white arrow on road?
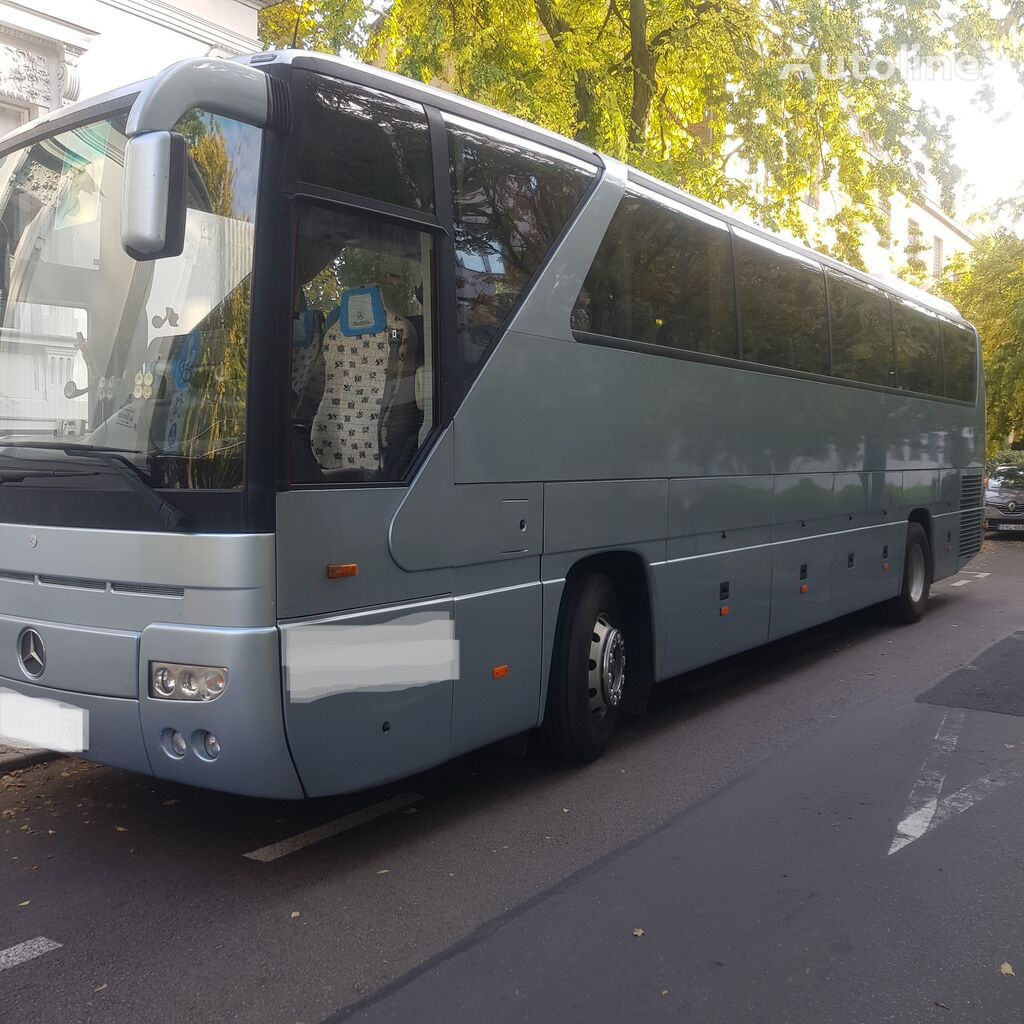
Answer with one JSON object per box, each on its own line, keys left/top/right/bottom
{"left": 889, "top": 709, "right": 1023, "bottom": 855}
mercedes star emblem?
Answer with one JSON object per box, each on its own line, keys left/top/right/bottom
{"left": 18, "top": 628, "right": 45, "bottom": 679}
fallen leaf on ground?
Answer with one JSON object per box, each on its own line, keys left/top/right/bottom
{"left": 290, "top": 911, "right": 300, "bottom": 919}
{"left": 1000, "top": 962, "right": 1015, "bottom": 977}
{"left": 94, "top": 983, "right": 107, "bottom": 993}
{"left": 376, "top": 869, "right": 390, "bottom": 875}
{"left": 114, "top": 826, "right": 128, "bottom": 833}
{"left": 18, "top": 900, "right": 29, "bottom": 906}
{"left": 632, "top": 927, "right": 644, "bottom": 938}
{"left": 933, "top": 1001, "right": 950, "bottom": 1011}
{"left": 162, "top": 799, "right": 180, "bottom": 806}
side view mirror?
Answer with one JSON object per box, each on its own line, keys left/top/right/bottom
{"left": 121, "top": 131, "right": 187, "bottom": 261}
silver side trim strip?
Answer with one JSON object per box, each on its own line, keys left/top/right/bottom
{"left": 652, "top": 518, "right": 910, "bottom": 568}
{"left": 454, "top": 581, "right": 539, "bottom": 602}
{"left": 282, "top": 596, "right": 453, "bottom": 626}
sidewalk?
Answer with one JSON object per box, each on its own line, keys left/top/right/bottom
{"left": 0, "top": 744, "right": 54, "bottom": 772}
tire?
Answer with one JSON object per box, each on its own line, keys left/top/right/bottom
{"left": 542, "top": 573, "right": 626, "bottom": 762}
{"left": 885, "top": 522, "right": 932, "bottom": 624}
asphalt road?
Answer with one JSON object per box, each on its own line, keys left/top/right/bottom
{"left": 2, "top": 538, "right": 1023, "bottom": 1024}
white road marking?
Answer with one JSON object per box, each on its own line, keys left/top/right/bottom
{"left": 929, "top": 765, "right": 1024, "bottom": 832}
{"left": 888, "top": 710, "right": 964, "bottom": 855}
{"left": 950, "top": 580, "right": 971, "bottom": 588}
{"left": 0, "top": 937, "right": 61, "bottom": 972}
{"left": 968, "top": 572, "right": 992, "bottom": 579}
{"left": 244, "top": 793, "right": 424, "bottom": 863}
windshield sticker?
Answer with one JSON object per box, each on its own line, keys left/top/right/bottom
{"left": 172, "top": 330, "right": 201, "bottom": 390}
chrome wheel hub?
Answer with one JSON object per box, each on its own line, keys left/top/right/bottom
{"left": 909, "top": 544, "right": 926, "bottom": 603}
{"left": 588, "top": 613, "right": 625, "bottom": 721}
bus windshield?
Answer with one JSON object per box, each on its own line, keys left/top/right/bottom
{"left": 0, "top": 107, "right": 261, "bottom": 489}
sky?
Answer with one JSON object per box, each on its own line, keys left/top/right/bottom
{"left": 908, "top": 54, "right": 1024, "bottom": 227}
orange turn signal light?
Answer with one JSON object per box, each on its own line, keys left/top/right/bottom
{"left": 882, "top": 561, "right": 890, "bottom": 572}
{"left": 719, "top": 606, "right": 730, "bottom": 617}
{"left": 326, "top": 563, "right": 358, "bottom": 579}
{"left": 799, "top": 583, "right": 810, "bottom": 594}
{"left": 492, "top": 664, "right": 509, "bottom": 680}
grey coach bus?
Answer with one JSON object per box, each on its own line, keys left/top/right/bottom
{"left": 0, "top": 53, "right": 983, "bottom": 798}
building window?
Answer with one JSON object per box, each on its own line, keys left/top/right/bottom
{"left": 0, "top": 101, "right": 27, "bottom": 139}
{"left": 932, "top": 236, "right": 944, "bottom": 278}
{"left": 907, "top": 218, "right": 922, "bottom": 251}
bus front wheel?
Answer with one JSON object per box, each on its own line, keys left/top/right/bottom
{"left": 543, "top": 573, "right": 625, "bottom": 762}
{"left": 885, "top": 522, "right": 932, "bottom": 624}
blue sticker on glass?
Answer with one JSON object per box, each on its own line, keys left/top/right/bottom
{"left": 173, "top": 330, "right": 201, "bottom": 390}
{"left": 338, "top": 286, "right": 385, "bottom": 337}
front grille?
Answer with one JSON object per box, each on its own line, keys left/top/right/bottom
{"left": 0, "top": 569, "right": 34, "bottom": 584}
{"left": 960, "top": 472, "right": 983, "bottom": 557}
{"left": 990, "top": 501, "right": 1024, "bottom": 516}
{"left": 38, "top": 574, "right": 106, "bottom": 591}
{"left": 0, "top": 571, "right": 184, "bottom": 598}
{"left": 111, "top": 581, "right": 185, "bottom": 598}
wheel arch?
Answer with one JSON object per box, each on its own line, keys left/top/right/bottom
{"left": 545, "top": 549, "right": 656, "bottom": 719}
{"left": 907, "top": 507, "right": 934, "bottom": 574}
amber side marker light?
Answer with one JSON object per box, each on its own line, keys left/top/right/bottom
{"left": 492, "top": 665, "right": 509, "bottom": 680}
{"left": 883, "top": 561, "right": 891, "bottom": 572}
{"left": 799, "top": 583, "right": 810, "bottom": 594}
{"left": 719, "top": 606, "right": 730, "bottom": 617}
{"left": 327, "top": 563, "right": 359, "bottom": 579}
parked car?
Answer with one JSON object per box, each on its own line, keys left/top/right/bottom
{"left": 984, "top": 465, "right": 1024, "bottom": 534}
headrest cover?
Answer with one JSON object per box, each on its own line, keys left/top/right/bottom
{"left": 338, "top": 286, "right": 386, "bottom": 337}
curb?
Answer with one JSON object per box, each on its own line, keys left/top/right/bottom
{"left": 0, "top": 748, "right": 58, "bottom": 774}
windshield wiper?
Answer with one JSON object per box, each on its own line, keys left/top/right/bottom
{"left": 0, "top": 443, "right": 187, "bottom": 529}
{"left": 0, "top": 469, "right": 103, "bottom": 484}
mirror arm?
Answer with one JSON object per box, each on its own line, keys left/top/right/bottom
{"left": 126, "top": 58, "right": 271, "bottom": 137}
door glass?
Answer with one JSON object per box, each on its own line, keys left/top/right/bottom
{"left": 288, "top": 204, "right": 436, "bottom": 483}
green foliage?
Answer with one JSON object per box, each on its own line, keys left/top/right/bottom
{"left": 260, "top": 1, "right": 1022, "bottom": 265}
{"left": 937, "top": 231, "right": 1024, "bottom": 456}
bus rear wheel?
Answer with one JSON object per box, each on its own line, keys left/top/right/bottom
{"left": 885, "top": 522, "right": 932, "bottom": 624}
{"left": 543, "top": 573, "right": 625, "bottom": 762}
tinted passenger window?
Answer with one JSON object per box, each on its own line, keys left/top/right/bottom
{"left": 447, "top": 116, "right": 595, "bottom": 374}
{"left": 942, "top": 321, "right": 978, "bottom": 401}
{"left": 298, "top": 73, "right": 434, "bottom": 212}
{"left": 572, "top": 190, "right": 738, "bottom": 358}
{"left": 288, "top": 204, "right": 436, "bottom": 484}
{"left": 826, "top": 271, "right": 894, "bottom": 387}
{"left": 735, "top": 234, "right": 829, "bottom": 375}
{"left": 892, "top": 299, "right": 943, "bottom": 395}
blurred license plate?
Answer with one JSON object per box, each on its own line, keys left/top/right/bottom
{"left": 996, "top": 523, "right": 1024, "bottom": 531}
{"left": 0, "top": 690, "right": 86, "bottom": 752}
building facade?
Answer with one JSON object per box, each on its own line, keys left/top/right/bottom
{"left": 0, "top": 0, "right": 275, "bottom": 137}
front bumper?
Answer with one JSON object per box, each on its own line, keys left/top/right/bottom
{"left": 0, "top": 625, "right": 304, "bottom": 799}
{"left": 984, "top": 505, "right": 1024, "bottom": 532}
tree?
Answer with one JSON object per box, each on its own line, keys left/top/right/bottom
{"left": 261, "top": 1, "right": 1021, "bottom": 265}
{"left": 938, "top": 231, "right": 1024, "bottom": 454}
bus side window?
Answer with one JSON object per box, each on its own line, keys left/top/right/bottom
{"left": 826, "top": 270, "right": 895, "bottom": 387}
{"left": 941, "top": 321, "right": 978, "bottom": 402}
{"left": 572, "top": 188, "right": 738, "bottom": 359}
{"left": 288, "top": 204, "right": 435, "bottom": 484}
{"left": 735, "top": 233, "right": 829, "bottom": 376}
{"left": 446, "top": 115, "right": 596, "bottom": 396}
{"left": 893, "top": 298, "right": 943, "bottom": 396}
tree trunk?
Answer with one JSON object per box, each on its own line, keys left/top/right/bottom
{"left": 628, "top": 0, "right": 656, "bottom": 148}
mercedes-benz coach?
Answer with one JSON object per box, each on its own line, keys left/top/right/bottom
{"left": 0, "top": 52, "right": 983, "bottom": 797}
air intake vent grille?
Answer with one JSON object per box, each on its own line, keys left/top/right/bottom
{"left": 111, "top": 581, "right": 185, "bottom": 598}
{"left": 959, "top": 472, "right": 983, "bottom": 557}
{"left": 38, "top": 574, "right": 106, "bottom": 591}
{"left": 0, "top": 569, "right": 34, "bottom": 584}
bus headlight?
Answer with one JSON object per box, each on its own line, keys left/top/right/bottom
{"left": 149, "top": 662, "right": 228, "bottom": 702}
